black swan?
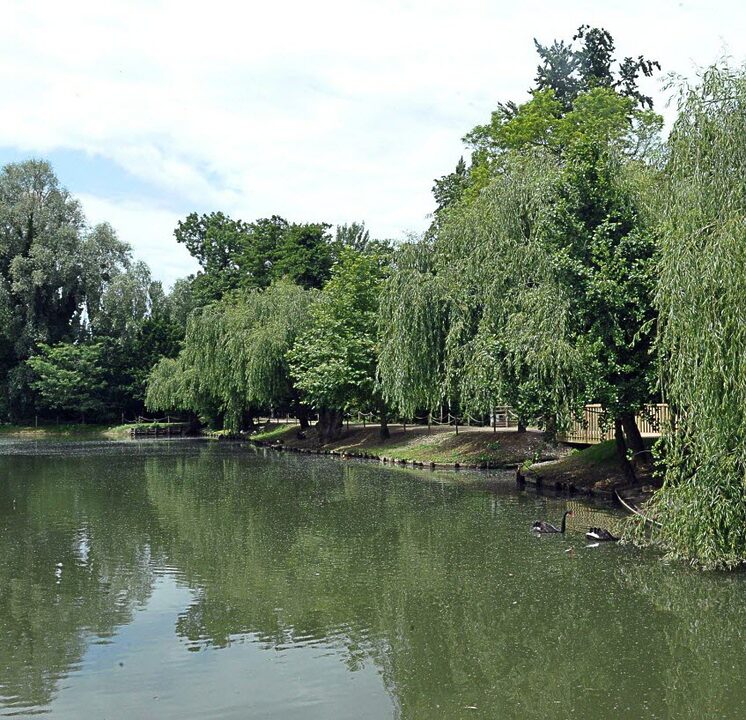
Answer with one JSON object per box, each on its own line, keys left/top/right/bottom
{"left": 585, "top": 527, "right": 619, "bottom": 542}
{"left": 532, "top": 510, "right": 573, "bottom": 534}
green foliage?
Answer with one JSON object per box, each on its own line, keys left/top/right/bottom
{"left": 288, "top": 247, "right": 389, "bottom": 412}
{"left": 637, "top": 65, "right": 746, "bottom": 568}
{"left": 431, "top": 157, "right": 469, "bottom": 218}
{"left": 549, "top": 143, "right": 659, "bottom": 418}
{"left": 384, "top": 128, "right": 658, "bottom": 433}
{"left": 0, "top": 160, "right": 87, "bottom": 361}
{"left": 165, "top": 277, "right": 198, "bottom": 330}
{"left": 456, "top": 26, "right": 661, "bottom": 220}
{"left": 147, "top": 280, "right": 315, "bottom": 431}
{"left": 335, "top": 222, "right": 370, "bottom": 252}
{"left": 0, "top": 160, "right": 161, "bottom": 420}
{"left": 377, "top": 241, "right": 448, "bottom": 417}
{"left": 175, "top": 212, "right": 337, "bottom": 304}
{"left": 413, "top": 27, "right": 662, "bottom": 445}
{"left": 437, "top": 150, "right": 586, "bottom": 424}
{"left": 90, "top": 261, "right": 156, "bottom": 342}
{"left": 535, "top": 25, "right": 660, "bottom": 109}
{"left": 27, "top": 343, "right": 107, "bottom": 417}
{"left": 145, "top": 357, "right": 196, "bottom": 416}
{"left": 271, "top": 222, "right": 335, "bottom": 290}
{"left": 465, "top": 87, "right": 650, "bottom": 159}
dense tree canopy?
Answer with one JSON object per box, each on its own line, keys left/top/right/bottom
{"left": 289, "top": 246, "right": 391, "bottom": 439}
{"left": 384, "top": 26, "right": 661, "bottom": 469}
{"left": 0, "top": 161, "right": 184, "bottom": 420}
{"left": 636, "top": 65, "right": 746, "bottom": 568}
{"left": 175, "top": 212, "right": 338, "bottom": 303}
{"left": 147, "top": 280, "right": 315, "bottom": 431}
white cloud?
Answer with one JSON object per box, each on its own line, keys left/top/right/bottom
{"left": 1, "top": 0, "right": 745, "bottom": 282}
{"left": 77, "top": 193, "right": 199, "bottom": 289}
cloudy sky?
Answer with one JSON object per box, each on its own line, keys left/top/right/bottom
{"left": 0, "top": 0, "right": 743, "bottom": 287}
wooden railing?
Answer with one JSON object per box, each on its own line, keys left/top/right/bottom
{"left": 558, "top": 403, "right": 670, "bottom": 444}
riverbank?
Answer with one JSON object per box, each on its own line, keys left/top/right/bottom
{"left": 0, "top": 422, "right": 184, "bottom": 440}
{"left": 1, "top": 421, "right": 657, "bottom": 501}
{"left": 521, "top": 439, "right": 659, "bottom": 499}
{"left": 250, "top": 423, "right": 659, "bottom": 501}
{"left": 250, "top": 422, "right": 565, "bottom": 469}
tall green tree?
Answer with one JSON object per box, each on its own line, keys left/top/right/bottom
{"left": 175, "top": 212, "right": 337, "bottom": 304}
{"left": 377, "top": 241, "right": 448, "bottom": 419}
{"left": 0, "top": 160, "right": 148, "bottom": 420}
{"left": 453, "top": 26, "right": 661, "bottom": 217}
{"left": 637, "top": 64, "right": 746, "bottom": 568}
{"left": 26, "top": 343, "right": 108, "bottom": 420}
{"left": 272, "top": 222, "right": 335, "bottom": 290}
{"left": 390, "top": 28, "right": 662, "bottom": 464}
{"left": 147, "top": 280, "right": 315, "bottom": 431}
{"left": 289, "top": 247, "right": 391, "bottom": 440}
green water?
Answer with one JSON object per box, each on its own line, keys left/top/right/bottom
{"left": 0, "top": 440, "right": 744, "bottom": 719}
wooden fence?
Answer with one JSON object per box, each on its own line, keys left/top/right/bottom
{"left": 558, "top": 403, "right": 670, "bottom": 444}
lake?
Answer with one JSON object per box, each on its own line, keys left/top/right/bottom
{"left": 0, "top": 439, "right": 744, "bottom": 719}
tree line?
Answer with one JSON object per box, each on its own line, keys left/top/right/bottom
{"left": 3, "top": 27, "right": 745, "bottom": 568}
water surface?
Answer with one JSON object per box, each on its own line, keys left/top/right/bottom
{"left": 0, "top": 439, "right": 743, "bottom": 719}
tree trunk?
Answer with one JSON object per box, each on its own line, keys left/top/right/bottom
{"left": 517, "top": 418, "right": 527, "bottom": 433}
{"left": 543, "top": 413, "right": 557, "bottom": 442}
{"left": 620, "top": 412, "right": 645, "bottom": 455}
{"left": 379, "top": 407, "right": 390, "bottom": 440}
{"left": 318, "top": 408, "right": 343, "bottom": 442}
{"left": 297, "top": 404, "right": 309, "bottom": 430}
{"left": 241, "top": 410, "right": 256, "bottom": 432}
{"left": 621, "top": 410, "right": 651, "bottom": 473}
{"left": 614, "top": 417, "right": 637, "bottom": 483}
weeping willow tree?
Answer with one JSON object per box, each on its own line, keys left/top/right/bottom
{"left": 377, "top": 240, "right": 448, "bottom": 418}
{"left": 381, "top": 80, "right": 660, "bottom": 454}
{"left": 436, "top": 151, "right": 585, "bottom": 431}
{"left": 147, "top": 279, "right": 315, "bottom": 431}
{"left": 378, "top": 151, "right": 586, "bottom": 429}
{"left": 145, "top": 357, "right": 197, "bottom": 414}
{"left": 636, "top": 65, "right": 746, "bottom": 569}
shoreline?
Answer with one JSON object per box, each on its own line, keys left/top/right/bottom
{"left": 1, "top": 421, "right": 655, "bottom": 507}
{"left": 247, "top": 423, "right": 654, "bottom": 504}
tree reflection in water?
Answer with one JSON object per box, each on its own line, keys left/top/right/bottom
{"left": 0, "top": 440, "right": 745, "bottom": 719}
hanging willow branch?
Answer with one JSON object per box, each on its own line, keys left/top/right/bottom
{"left": 377, "top": 240, "right": 448, "bottom": 417}
{"left": 639, "top": 64, "right": 746, "bottom": 569}
{"left": 146, "top": 279, "right": 314, "bottom": 431}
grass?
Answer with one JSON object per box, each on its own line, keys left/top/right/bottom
{"left": 0, "top": 422, "right": 118, "bottom": 439}
{"left": 251, "top": 422, "right": 563, "bottom": 467}
{"left": 526, "top": 439, "right": 656, "bottom": 491}
{"left": 0, "top": 421, "right": 188, "bottom": 440}
{"left": 250, "top": 424, "right": 296, "bottom": 441}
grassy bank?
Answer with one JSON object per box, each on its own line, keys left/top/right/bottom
{"left": 524, "top": 439, "right": 658, "bottom": 495}
{"left": 250, "top": 422, "right": 564, "bottom": 468}
{"left": 250, "top": 422, "right": 658, "bottom": 498}
{"left": 0, "top": 422, "right": 186, "bottom": 440}
{"left": 0, "top": 423, "right": 123, "bottom": 439}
